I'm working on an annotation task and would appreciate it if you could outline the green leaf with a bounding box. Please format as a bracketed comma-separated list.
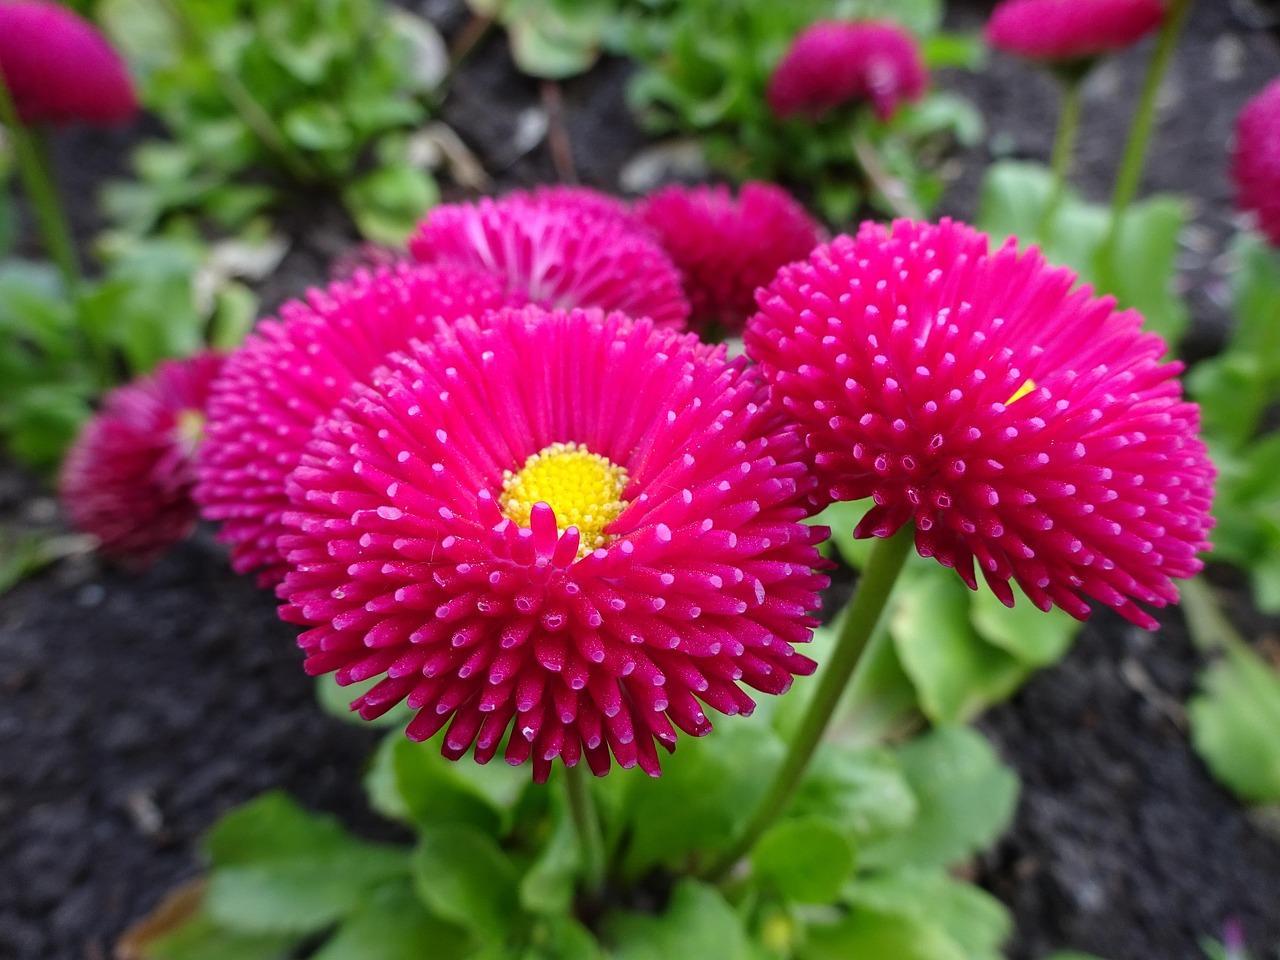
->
[603, 880, 748, 960]
[519, 791, 581, 915]
[524, 917, 604, 960]
[412, 823, 521, 943]
[860, 727, 1019, 871]
[506, 2, 610, 80]
[365, 732, 527, 835]
[892, 566, 1029, 725]
[848, 868, 1012, 960]
[751, 816, 855, 903]
[283, 102, 353, 152]
[788, 745, 918, 851]
[309, 880, 472, 960]
[970, 578, 1079, 667]
[1100, 195, 1188, 346]
[315, 673, 412, 729]
[1188, 641, 1280, 804]
[203, 791, 410, 935]
[145, 904, 294, 960]
[343, 163, 440, 246]
[800, 907, 966, 960]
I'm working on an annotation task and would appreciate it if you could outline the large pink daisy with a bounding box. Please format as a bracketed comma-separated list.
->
[279, 306, 829, 781]
[745, 218, 1214, 629]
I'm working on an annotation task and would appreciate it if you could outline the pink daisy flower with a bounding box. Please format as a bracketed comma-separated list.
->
[985, 0, 1165, 64]
[745, 218, 1215, 630]
[408, 187, 690, 329]
[195, 263, 509, 587]
[1232, 77, 1280, 247]
[60, 352, 224, 567]
[767, 20, 928, 123]
[0, 0, 137, 126]
[636, 181, 823, 335]
[279, 306, 829, 782]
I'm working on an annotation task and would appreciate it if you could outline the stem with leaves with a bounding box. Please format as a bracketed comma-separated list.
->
[0, 71, 81, 291]
[700, 525, 915, 881]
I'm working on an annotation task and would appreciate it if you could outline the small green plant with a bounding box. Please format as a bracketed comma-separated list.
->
[98, 0, 444, 243]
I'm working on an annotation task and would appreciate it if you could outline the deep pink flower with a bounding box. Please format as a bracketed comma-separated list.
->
[195, 263, 509, 586]
[986, 0, 1165, 63]
[0, 0, 137, 126]
[1232, 78, 1280, 247]
[60, 352, 224, 566]
[635, 181, 823, 334]
[767, 20, 928, 122]
[745, 218, 1215, 629]
[408, 187, 690, 329]
[279, 306, 829, 781]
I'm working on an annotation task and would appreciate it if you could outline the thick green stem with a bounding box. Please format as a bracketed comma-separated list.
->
[1039, 78, 1083, 241]
[1101, 0, 1194, 254]
[701, 525, 916, 881]
[157, 0, 320, 184]
[0, 74, 81, 291]
[564, 763, 606, 904]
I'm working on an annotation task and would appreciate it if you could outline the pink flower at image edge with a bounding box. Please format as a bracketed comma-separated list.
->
[1232, 77, 1280, 247]
[985, 0, 1166, 63]
[0, 0, 137, 125]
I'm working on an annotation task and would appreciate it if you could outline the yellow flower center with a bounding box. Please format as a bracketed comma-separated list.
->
[174, 408, 207, 458]
[499, 442, 629, 559]
[1006, 377, 1036, 406]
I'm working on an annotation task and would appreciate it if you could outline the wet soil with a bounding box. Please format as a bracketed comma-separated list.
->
[2, 2, 1280, 959]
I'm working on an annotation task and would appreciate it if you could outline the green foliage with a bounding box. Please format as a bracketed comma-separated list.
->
[1188, 638, 1280, 804]
[751, 817, 855, 903]
[98, 0, 441, 241]
[617, 0, 982, 222]
[603, 880, 748, 960]
[975, 160, 1188, 346]
[470, 0, 618, 79]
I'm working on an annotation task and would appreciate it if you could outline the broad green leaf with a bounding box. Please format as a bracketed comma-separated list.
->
[849, 868, 1012, 960]
[788, 744, 918, 850]
[343, 163, 440, 246]
[507, 2, 610, 79]
[603, 880, 747, 960]
[315, 674, 412, 729]
[1101, 195, 1188, 345]
[412, 823, 521, 943]
[144, 904, 294, 960]
[860, 727, 1019, 871]
[970, 579, 1079, 667]
[751, 816, 855, 903]
[800, 907, 966, 960]
[519, 791, 581, 915]
[202, 791, 410, 934]
[892, 567, 1029, 725]
[1188, 641, 1280, 804]
[524, 917, 604, 960]
[309, 880, 472, 960]
[283, 102, 352, 152]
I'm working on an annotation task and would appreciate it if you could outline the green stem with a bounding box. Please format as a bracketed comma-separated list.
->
[156, 0, 320, 184]
[1100, 0, 1194, 256]
[0, 73, 81, 291]
[1039, 78, 1083, 241]
[701, 525, 915, 882]
[851, 129, 923, 221]
[564, 763, 606, 904]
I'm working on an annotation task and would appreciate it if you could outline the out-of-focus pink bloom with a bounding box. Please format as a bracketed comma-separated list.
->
[0, 0, 137, 126]
[1232, 78, 1280, 247]
[986, 0, 1165, 64]
[60, 352, 224, 567]
[409, 187, 690, 329]
[636, 181, 823, 335]
[195, 263, 509, 587]
[767, 20, 928, 122]
[279, 306, 829, 781]
[746, 218, 1215, 629]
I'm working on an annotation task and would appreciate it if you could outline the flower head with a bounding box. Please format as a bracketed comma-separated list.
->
[1232, 77, 1280, 247]
[408, 187, 690, 329]
[985, 0, 1165, 64]
[636, 181, 823, 335]
[0, 0, 137, 126]
[60, 352, 224, 566]
[767, 20, 928, 122]
[279, 306, 829, 781]
[196, 263, 509, 586]
[745, 218, 1214, 629]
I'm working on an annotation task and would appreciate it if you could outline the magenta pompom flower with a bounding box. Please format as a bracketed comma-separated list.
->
[746, 218, 1215, 630]
[408, 187, 690, 329]
[986, 0, 1165, 64]
[279, 306, 829, 781]
[636, 181, 823, 334]
[0, 0, 137, 126]
[1232, 77, 1280, 247]
[196, 264, 509, 586]
[767, 20, 928, 122]
[60, 352, 224, 566]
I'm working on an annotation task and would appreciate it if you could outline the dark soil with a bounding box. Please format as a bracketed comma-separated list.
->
[3, 2, 1280, 959]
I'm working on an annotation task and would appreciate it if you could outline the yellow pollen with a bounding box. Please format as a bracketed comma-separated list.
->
[499, 442, 629, 559]
[174, 409, 207, 458]
[1006, 378, 1036, 406]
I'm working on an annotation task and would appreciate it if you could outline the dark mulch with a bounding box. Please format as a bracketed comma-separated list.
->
[2, 2, 1279, 959]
